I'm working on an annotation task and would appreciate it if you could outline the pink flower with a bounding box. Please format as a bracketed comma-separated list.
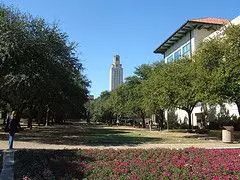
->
[151, 167, 156, 173]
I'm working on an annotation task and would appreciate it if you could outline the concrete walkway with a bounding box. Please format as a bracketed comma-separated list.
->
[0, 140, 239, 150]
[0, 150, 14, 180]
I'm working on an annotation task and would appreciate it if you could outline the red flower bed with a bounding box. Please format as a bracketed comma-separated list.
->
[79, 148, 240, 179]
[15, 148, 240, 179]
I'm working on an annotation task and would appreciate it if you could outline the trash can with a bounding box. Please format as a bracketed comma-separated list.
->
[222, 126, 234, 143]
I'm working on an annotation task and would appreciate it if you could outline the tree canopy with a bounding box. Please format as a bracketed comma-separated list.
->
[90, 24, 240, 130]
[0, 5, 89, 124]
[195, 25, 240, 111]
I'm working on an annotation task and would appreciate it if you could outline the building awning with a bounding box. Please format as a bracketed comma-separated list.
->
[154, 18, 229, 54]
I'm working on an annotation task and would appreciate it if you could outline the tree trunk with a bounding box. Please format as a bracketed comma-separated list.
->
[142, 117, 146, 128]
[37, 110, 42, 126]
[45, 107, 49, 127]
[156, 109, 164, 131]
[87, 113, 90, 124]
[16, 111, 22, 131]
[166, 119, 169, 131]
[27, 118, 33, 130]
[138, 109, 146, 128]
[166, 110, 169, 130]
[149, 119, 152, 131]
[28, 106, 34, 129]
[187, 110, 192, 130]
[2, 111, 7, 126]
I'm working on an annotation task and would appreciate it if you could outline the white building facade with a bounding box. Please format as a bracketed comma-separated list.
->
[154, 16, 240, 126]
[109, 55, 123, 91]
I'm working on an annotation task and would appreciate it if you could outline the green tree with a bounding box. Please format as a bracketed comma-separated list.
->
[194, 37, 225, 104]
[84, 98, 95, 123]
[105, 64, 153, 128]
[221, 25, 240, 113]
[146, 58, 199, 130]
[195, 25, 240, 114]
[93, 91, 113, 123]
[108, 85, 128, 124]
[142, 62, 166, 129]
[125, 64, 153, 128]
[168, 58, 199, 129]
[0, 5, 89, 125]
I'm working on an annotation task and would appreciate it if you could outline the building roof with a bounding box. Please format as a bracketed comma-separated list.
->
[154, 18, 229, 54]
[190, 18, 229, 25]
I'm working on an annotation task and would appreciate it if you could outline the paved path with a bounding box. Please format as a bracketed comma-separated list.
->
[0, 150, 14, 180]
[0, 140, 239, 150]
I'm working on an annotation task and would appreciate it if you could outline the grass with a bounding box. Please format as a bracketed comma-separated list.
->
[1, 122, 240, 146]
[97, 126, 231, 144]
[205, 129, 240, 143]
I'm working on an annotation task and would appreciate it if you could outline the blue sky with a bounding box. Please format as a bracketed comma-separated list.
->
[1, 0, 239, 97]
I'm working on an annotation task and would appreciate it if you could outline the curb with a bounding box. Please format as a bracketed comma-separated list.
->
[0, 150, 14, 180]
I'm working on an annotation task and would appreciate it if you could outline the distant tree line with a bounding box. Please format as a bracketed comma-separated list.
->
[0, 5, 89, 127]
[89, 24, 240, 130]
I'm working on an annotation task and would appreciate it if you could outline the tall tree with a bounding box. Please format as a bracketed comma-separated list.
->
[93, 91, 113, 123]
[221, 25, 240, 113]
[195, 25, 240, 114]
[0, 5, 89, 125]
[142, 62, 167, 129]
[169, 58, 199, 129]
[124, 64, 153, 128]
[108, 85, 128, 124]
[146, 58, 199, 130]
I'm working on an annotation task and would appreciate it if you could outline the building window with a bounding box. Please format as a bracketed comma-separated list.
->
[166, 54, 173, 63]
[174, 49, 181, 60]
[182, 43, 190, 56]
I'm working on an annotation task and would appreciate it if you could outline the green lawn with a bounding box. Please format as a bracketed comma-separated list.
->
[1, 122, 240, 146]
[93, 126, 240, 144]
[208, 129, 240, 140]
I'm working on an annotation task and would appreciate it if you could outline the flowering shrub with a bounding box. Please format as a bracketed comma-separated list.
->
[15, 148, 240, 179]
[79, 148, 240, 179]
